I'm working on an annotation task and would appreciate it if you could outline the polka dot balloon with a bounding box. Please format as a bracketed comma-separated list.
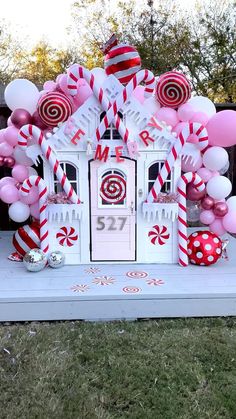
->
[187, 230, 222, 266]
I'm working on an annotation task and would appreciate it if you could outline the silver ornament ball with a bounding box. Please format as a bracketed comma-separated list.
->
[23, 248, 47, 272]
[48, 251, 65, 269]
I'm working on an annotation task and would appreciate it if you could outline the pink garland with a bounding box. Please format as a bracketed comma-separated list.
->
[153, 192, 178, 204]
[46, 192, 74, 205]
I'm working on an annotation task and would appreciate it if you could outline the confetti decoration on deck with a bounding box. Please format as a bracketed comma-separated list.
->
[92, 276, 115, 286]
[146, 279, 165, 286]
[70, 284, 90, 293]
[84, 267, 101, 274]
[126, 271, 148, 279]
[123, 286, 141, 293]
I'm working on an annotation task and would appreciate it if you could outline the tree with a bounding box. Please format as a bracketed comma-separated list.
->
[0, 22, 23, 84]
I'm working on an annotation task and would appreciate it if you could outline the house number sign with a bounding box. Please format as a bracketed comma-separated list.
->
[96, 216, 127, 231]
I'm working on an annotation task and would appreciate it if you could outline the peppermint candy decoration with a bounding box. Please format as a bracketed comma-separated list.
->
[56, 226, 78, 247]
[100, 174, 126, 204]
[126, 271, 148, 279]
[148, 225, 170, 245]
[13, 222, 40, 257]
[156, 71, 191, 108]
[103, 36, 141, 85]
[37, 92, 73, 127]
[123, 286, 141, 294]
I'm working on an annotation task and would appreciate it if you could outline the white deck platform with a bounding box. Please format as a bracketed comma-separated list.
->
[0, 231, 236, 322]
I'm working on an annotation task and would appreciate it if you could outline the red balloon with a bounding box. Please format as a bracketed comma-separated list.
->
[11, 108, 32, 129]
[186, 183, 206, 201]
[188, 230, 222, 266]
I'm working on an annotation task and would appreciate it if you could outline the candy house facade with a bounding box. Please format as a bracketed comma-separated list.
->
[42, 74, 181, 265]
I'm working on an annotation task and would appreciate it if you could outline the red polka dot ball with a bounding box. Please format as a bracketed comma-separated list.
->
[187, 230, 222, 266]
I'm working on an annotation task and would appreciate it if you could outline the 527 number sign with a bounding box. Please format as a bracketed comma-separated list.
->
[96, 216, 127, 231]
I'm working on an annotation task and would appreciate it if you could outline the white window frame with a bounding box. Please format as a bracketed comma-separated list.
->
[148, 161, 173, 194]
[54, 162, 79, 195]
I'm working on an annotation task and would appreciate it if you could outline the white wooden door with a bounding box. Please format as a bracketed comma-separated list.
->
[90, 157, 136, 261]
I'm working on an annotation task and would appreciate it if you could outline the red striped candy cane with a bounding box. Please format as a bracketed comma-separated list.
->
[177, 172, 205, 267]
[20, 175, 49, 254]
[147, 122, 208, 202]
[67, 65, 156, 143]
[18, 124, 81, 204]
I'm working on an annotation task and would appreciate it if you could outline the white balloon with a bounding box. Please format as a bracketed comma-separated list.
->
[206, 176, 232, 200]
[188, 96, 216, 118]
[226, 196, 236, 211]
[91, 68, 107, 86]
[4, 79, 40, 114]
[143, 96, 161, 115]
[13, 146, 34, 166]
[203, 146, 229, 171]
[9, 201, 30, 222]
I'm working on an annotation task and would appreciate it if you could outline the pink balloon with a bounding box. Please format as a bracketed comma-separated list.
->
[132, 86, 145, 104]
[20, 186, 39, 205]
[73, 79, 93, 108]
[210, 218, 227, 236]
[7, 117, 13, 127]
[0, 177, 17, 189]
[11, 108, 32, 129]
[190, 111, 209, 126]
[43, 80, 57, 92]
[177, 103, 194, 122]
[172, 122, 187, 136]
[186, 184, 206, 201]
[31, 111, 48, 130]
[30, 202, 40, 219]
[222, 210, 236, 233]
[0, 142, 13, 156]
[200, 209, 215, 225]
[156, 107, 179, 127]
[12, 164, 29, 182]
[197, 168, 213, 183]
[4, 126, 19, 146]
[182, 155, 202, 172]
[207, 110, 236, 147]
[0, 184, 19, 204]
[0, 130, 6, 143]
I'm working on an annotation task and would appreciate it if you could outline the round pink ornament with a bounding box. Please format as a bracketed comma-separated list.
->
[213, 202, 228, 217]
[11, 108, 32, 129]
[12, 164, 29, 182]
[0, 184, 19, 204]
[200, 209, 215, 225]
[209, 219, 226, 236]
[3, 156, 15, 168]
[186, 183, 206, 201]
[0, 142, 13, 157]
[201, 195, 215, 210]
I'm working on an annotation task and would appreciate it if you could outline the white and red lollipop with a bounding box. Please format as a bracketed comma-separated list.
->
[37, 92, 73, 127]
[156, 71, 191, 108]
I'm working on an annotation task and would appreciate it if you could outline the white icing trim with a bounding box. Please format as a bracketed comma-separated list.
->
[142, 202, 178, 222]
[47, 204, 83, 223]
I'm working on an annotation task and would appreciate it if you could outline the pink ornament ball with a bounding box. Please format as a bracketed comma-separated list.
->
[0, 177, 17, 189]
[3, 156, 15, 168]
[0, 142, 14, 157]
[3, 126, 19, 147]
[20, 186, 39, 205]
[213, 202, 228, 217]
[209, 218, 227, 236]
[222, 210, 236, 233]
[177, 103, 195, 122]
[200, 209, 215, 225]
[12, 164, 29, 182]
[207, 110, 236, 147]
[0, 184, 19, 204]
[11, 108, 32, 129]
[31, 111, 48, 130]
[43, 80, 57, 92]
[0, 156, 4, 166]
[186, 183, 206, 201]
[156, 107, 179, 127]
[0, 130, 6, 143]
[201, 195, 215, 210]
[190, 111, 209, 126]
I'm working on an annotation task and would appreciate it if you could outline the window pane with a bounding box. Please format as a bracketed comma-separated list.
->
[149, 163, 159, 180]
[148, 182, 154, 192]
[66, 163, 76, 180]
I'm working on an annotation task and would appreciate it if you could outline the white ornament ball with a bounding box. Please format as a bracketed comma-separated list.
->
[203, 146, 229, 171]
[9, 201, 30, 223]
[206, 176, 232, 200]
[23, 248, 47, 272]
[226, 196, 236, 211]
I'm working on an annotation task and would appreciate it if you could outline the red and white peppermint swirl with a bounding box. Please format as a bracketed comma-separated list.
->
[104, 43, 141, 85]
[123, 286, 141, 293]
[100, 174, 126, 204]
[126, 271, 148, 279]
[13, 222, 40, 257]
[56, 226, 78, 247]
[156, 71, 191, 108]
[148, 225, 170, 245]
[37, 92, 73, 127]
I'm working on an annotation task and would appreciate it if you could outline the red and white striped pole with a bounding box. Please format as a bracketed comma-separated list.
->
[146, 122, 208, 202]
[67, 65, 156, 143]
[18, 124, 81, 204]
[177, 172, 205, 266]
[20, 175, 49, 255]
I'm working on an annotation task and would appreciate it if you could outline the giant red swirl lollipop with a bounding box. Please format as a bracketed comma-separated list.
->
[156, 71, 191, 108]
[37, 92, 73, 127]
[100, 174, 126, 204]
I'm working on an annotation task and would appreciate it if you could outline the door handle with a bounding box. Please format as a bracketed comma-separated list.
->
[130, 201, 135, 214]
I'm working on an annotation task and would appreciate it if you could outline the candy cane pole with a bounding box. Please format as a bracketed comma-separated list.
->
[18, 124, 81, 204]
[67, 65, 156, 143]
[177, 172, 205, 267]
[20, 175, 49, 254]
[147, 122, 208, 202]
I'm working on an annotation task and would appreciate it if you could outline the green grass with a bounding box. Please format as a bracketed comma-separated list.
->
[1, 318, 236, 419]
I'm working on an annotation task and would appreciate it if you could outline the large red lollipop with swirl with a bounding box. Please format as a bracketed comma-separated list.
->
[156, 71, 191, 108]
[37, 92, 73, 127]
[100, 174, 126, 204]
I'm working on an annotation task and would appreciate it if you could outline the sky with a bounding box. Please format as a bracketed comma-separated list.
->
[0, 0, 197, 48]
